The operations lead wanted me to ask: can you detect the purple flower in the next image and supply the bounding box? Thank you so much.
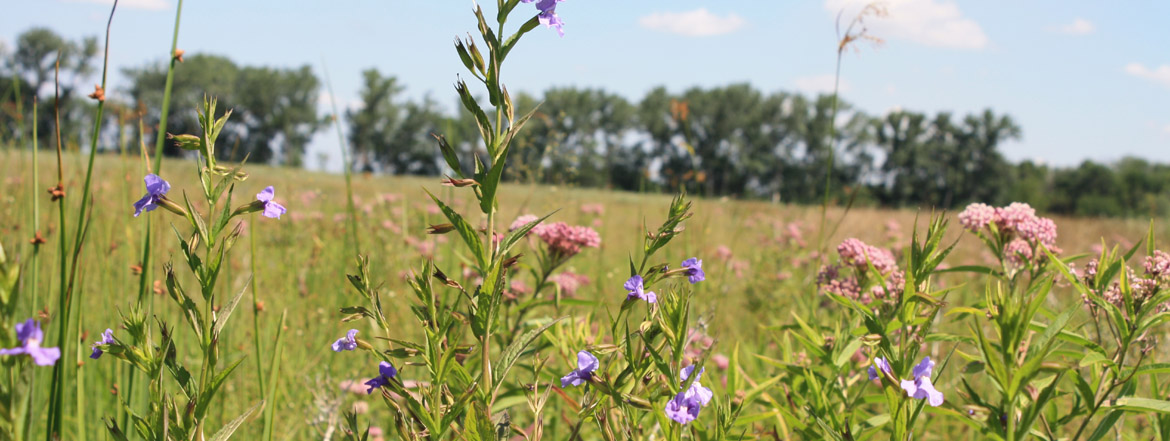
[522,0,565,36]
[133,174,170,217]
[364,361,398,394]
[257,186,287,219]
[664,365,713,425]
[0,318,61,366]
[681,258,705,284]
[560,350,599,387]
[89,328,115,359]
[900,356,944,407]
[624,275,657,303]
[332,329,358,352]
[867,356,891,381]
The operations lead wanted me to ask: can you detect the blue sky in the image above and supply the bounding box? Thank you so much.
[3,0,1168,171]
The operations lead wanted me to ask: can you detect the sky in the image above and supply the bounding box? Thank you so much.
[2,0,1168,172]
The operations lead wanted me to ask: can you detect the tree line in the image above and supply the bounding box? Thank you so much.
[2,27,1167,217]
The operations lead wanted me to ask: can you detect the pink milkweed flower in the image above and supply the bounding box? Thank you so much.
[624,275,657,303]
[958,203,996,232]
[256,186,287,219]
[537,222,600,257]
[0,318,60,366]
[560,350,599,387]
[580,203,605,216]
[715,245,733,261]
[550,271,590,297]
[900,356,944,407]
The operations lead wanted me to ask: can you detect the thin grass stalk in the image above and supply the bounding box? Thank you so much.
[321,62,360,255]
[261,310,287,441]
[19,97,40,441]
[45,56,71,441]
[47,4,118,436]
[250,213,267,408]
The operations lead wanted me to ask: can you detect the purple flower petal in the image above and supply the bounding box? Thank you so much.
[912,356,934,379]
[577,350,599,373]
[257,186,275,202]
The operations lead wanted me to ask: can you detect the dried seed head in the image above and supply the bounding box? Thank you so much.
[88,85,105,102]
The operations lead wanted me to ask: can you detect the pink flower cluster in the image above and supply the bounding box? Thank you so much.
[818,238,905,305]
[959,202,1062,271]
[580,203,605,216]
[536,222,601,257]
[549,271,591,297]
[837,238,897,275]
[958,202,1059,248]
[1082,250,1170,311]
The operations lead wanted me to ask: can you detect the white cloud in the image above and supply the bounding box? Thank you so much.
[1125,63,1170,89]
[1164,124,1170,135]
[64,0,171,11]
[793,74,850,95]
[825,0,988,50]
[1051,18,1095,35]
[638,9,746,37]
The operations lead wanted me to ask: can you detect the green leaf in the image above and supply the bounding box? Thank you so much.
[208,400,263,441]
[213,275,251,337]
[478,141,510,215]
[1110,397,1170,414]
[195,357,246,420]
[425,189,487,270]
[491,317,564,397]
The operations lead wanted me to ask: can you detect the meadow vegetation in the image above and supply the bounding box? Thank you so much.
[4,1,1170,440]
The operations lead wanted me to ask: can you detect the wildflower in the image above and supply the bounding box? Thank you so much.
[995,203,1036,232]
[958,203,996,232]
[664,365,713,425]
[681,258,705,284]
[332,329,359,352]
[522,0,566,36]
[509,214,546,235]
[550,271,590,297]
[257,186,287,219]
[560,350,599,387]
[537,222,600,257]
[364,361,399,394]
[900,357,944,407]
[173,48,185,62]
[867,356,891,380]
[624,275,657,303]
[89,328,115,359]
[837,238,896,275]
[0,318,61,366]
[133,174,170,217]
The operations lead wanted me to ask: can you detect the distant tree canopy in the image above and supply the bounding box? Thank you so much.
[3,25,1169,218]
[0,27,99,146]
[123,54,322,165]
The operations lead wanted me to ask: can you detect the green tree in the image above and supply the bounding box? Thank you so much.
[124,54,321,163]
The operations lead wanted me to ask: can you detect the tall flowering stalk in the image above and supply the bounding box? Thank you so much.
[95,96,272,440]
[784,215,955,440]
[952,202,1080,440]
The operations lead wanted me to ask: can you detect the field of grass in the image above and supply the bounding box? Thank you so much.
[3,147,1169,440]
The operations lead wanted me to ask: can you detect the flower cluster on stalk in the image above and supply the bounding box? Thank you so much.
[817,238,905,304]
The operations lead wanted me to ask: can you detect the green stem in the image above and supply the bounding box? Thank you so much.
[321,62,360,255]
